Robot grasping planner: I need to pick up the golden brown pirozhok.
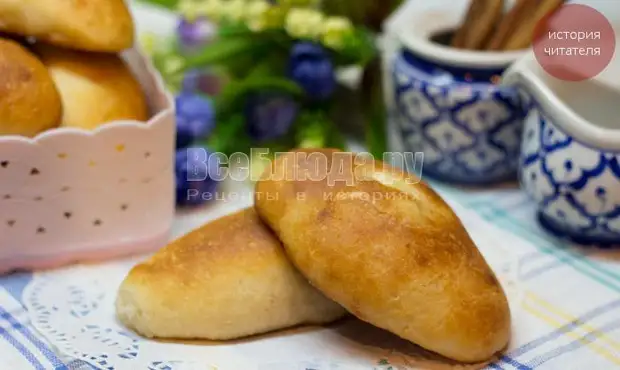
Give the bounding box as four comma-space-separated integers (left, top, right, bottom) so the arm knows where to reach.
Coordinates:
116, 208, 346, 340
255, 149, 511, 363
0, 0, 134, 52
0, 38, 62, 137
35, 45, 148, 130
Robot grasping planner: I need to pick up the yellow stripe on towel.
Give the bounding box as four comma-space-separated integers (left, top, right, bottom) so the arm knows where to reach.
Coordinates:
522, 292, 620, 365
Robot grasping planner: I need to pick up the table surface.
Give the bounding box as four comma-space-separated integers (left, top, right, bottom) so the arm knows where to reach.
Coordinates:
2, 2, 620, 369
2, 178, 620, 369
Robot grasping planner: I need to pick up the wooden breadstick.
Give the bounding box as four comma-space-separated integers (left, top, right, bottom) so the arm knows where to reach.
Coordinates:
485, 0, 536, 50
502, 0, 566, 50
464, 0, 504, 50
452, 0, 483, 48
452, 0, 504, 50
486, 0, 565, 51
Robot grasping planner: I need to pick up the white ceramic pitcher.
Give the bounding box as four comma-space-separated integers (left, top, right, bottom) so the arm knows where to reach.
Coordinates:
502, 50, 620, 245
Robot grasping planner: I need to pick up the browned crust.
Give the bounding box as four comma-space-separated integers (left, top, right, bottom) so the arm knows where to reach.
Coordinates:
35, 44, 148, 129
255, 149, 511, 363
0, 38, 61, 137
116, 208, 346, 340
0, 0, 134, 52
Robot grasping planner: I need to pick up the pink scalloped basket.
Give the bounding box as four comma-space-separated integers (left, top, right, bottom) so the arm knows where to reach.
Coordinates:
0, 48, 176, 274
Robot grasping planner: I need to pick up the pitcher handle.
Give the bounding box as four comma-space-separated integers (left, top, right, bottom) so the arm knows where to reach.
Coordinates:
500, 53, 541, 115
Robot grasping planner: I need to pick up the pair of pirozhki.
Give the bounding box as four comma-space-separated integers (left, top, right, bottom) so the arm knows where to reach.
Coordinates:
117, 149, 512, 364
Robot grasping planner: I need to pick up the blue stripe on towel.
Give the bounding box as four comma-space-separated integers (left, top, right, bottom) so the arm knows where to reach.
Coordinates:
500, 355, 533, 370
0, 305, 67, 369
511, 299, 620, 359
526, 318, 620, 368
0, 272, 33, 301
0, 323, 46, 370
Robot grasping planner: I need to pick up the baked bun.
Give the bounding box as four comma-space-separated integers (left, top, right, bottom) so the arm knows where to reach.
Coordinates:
35, 45, 148, 130
116, 208, 346, 340
0, 0, 133, 52
254, 149, 511, 363
0, 38, 61, 137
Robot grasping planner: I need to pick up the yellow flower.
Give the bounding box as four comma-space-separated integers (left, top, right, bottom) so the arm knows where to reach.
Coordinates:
246, 1, 285, 32
279, 0, 320, 8
195, 0, 224, 21
139, 32, 157, 55
163, 56, 185, 75
246, 0, 270, 31
220, 0, 247, 23
178, 0, 199, 22
285, 8, 324, 40
322, 16, 353, 49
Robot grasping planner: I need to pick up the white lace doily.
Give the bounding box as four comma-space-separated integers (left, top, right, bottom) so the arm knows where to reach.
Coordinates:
22, 198, 521, 370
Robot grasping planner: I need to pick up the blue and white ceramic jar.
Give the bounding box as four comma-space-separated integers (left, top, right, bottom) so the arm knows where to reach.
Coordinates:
387, 9, 526, 184
503, 52, 620, 246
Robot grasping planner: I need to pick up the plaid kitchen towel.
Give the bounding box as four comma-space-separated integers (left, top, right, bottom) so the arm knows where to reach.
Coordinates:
1, 186, 620, 369
0, 274, 94, 370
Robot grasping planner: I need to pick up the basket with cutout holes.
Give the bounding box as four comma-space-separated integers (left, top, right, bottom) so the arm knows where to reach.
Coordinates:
0, 47, 175, 274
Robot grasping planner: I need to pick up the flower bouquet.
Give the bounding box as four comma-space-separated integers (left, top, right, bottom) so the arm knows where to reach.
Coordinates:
142, 0, 399, 206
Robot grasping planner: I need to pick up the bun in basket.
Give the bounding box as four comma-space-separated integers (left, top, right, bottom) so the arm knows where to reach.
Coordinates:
0, 0, 134, 52
0, 38, 61, 137
254, 149, 511, 363
35, 45, 148, 130
116, 208, 347, 340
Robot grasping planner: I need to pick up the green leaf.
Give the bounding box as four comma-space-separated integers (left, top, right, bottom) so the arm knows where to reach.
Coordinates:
183, 37, 269, 70
361, 61, 387, 158
211, 25, 269, 79
254, 136, 296, 154
294, 110, 346, 151
203, 113, 299, 156
185, 30, 289, 79
212, 80, 244, 115
332, 28, 377, 68
152, 51, 185, 93
247, 55, 286, 79
205, 114, 250, 154
364, 97, 387, 158
262, 30, 295, 53
218, 23, 254, 38
327, 125, 347, 150
224, 49, 285, 80
215, 76, 304, 116
225, 54, 265, 79
296, 118, 327, 149
136, 0, 178, 10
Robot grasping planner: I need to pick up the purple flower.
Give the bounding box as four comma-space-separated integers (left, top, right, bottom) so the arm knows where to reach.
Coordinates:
181, 69, 203, 92
175, 147, 219, 207
182, 68, 225, 97
289, 42, 336, 101
176, 93, 215, 148
177, 17, 216, 52
245, 92, 299, 142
